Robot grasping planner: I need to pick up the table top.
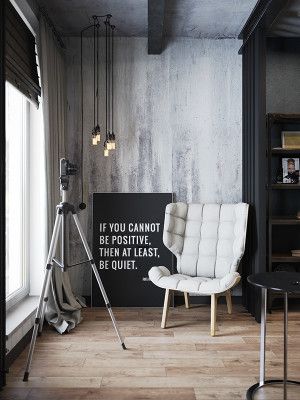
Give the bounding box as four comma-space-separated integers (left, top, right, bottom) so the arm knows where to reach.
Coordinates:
248, 272, 300, 293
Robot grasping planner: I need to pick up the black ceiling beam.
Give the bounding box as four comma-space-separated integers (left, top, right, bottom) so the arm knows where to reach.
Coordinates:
148, 0, 166, 55
238, 0, 289, 54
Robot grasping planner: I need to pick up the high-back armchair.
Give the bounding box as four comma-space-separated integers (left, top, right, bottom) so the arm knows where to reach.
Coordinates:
149, 202, 249, 336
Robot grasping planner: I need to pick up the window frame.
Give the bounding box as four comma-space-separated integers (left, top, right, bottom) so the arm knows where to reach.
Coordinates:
5, 83, 30, 310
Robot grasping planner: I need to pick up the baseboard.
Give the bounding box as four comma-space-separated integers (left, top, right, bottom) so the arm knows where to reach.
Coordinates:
83, 295, 91, 307
269, 297, 300, 311
5, 327, 33, 370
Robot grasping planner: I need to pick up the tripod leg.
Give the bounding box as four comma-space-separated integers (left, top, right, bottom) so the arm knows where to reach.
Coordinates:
23, 213, 62, 381
72, 214, 126, 350
39, 212, 67, 334
38, 296, 47, 335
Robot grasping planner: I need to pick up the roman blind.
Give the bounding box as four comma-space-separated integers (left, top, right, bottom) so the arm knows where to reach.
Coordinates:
5, 1, 41, 107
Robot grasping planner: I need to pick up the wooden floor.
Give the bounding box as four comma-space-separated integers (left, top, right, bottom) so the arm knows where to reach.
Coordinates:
2, 304, 300, 399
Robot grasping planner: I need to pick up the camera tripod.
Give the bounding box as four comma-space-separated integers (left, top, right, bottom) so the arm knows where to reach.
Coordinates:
23, 159, 126, 382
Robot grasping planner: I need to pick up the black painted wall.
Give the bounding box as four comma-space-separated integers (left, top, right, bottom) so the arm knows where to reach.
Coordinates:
266, 38, 300, 114
0, 0, 6, 390
242, 28, 267, 321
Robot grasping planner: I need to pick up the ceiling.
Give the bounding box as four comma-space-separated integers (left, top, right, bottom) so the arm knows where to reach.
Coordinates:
36, 0, 258, 38
271, 0, 300, 37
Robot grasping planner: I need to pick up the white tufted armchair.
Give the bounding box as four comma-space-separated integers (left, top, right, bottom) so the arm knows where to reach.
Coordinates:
149, 202, 249, 336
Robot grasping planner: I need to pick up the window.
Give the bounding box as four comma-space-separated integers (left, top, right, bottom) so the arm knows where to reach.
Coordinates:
5, 82, 30, 309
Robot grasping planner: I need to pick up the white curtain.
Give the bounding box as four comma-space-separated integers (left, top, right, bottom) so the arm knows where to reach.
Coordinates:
38, 15, 85, 334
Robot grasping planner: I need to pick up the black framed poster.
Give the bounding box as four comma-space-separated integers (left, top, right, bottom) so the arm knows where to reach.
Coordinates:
92, 193, 173, 306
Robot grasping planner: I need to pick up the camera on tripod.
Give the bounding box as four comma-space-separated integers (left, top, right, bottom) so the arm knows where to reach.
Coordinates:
60, 158, 77, 177
59, 158, 86, 209
60, 158, 77, 191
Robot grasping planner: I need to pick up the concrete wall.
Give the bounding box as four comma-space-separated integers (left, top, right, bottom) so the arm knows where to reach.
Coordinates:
65, 37, 243, 295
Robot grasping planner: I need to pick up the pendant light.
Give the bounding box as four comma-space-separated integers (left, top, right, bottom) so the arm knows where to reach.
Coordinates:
109, 24, 116, 150
80, 13, 116, 161
104, 19, 116, 154
104, 16, 110, 156
91, 16, 101, 146
103, 18, 111, 157
79, 13, 116, 207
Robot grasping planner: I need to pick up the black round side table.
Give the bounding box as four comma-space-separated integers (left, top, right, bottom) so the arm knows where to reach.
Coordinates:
246, 272, 300, 400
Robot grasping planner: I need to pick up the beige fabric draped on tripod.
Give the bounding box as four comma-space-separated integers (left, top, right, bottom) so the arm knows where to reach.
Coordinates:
38, 15, 85, 334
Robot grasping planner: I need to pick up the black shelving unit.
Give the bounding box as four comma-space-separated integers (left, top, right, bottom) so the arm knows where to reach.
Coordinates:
240, 0, 300, 321
0, 0, 5, 389
267, 113, 300, 309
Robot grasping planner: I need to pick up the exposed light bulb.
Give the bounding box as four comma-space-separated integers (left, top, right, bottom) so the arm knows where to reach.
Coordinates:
95, 124, 101, 142
109, 132, 116, 150
104, 139, 109, 157
91, 125, 101, 146
106, 132, 112, 150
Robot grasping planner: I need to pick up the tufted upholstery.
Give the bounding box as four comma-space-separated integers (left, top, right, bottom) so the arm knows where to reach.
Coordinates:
149, 202, 249, 295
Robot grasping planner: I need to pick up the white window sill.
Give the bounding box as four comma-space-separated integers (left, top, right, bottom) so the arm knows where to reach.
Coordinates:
6, 296, 38, 352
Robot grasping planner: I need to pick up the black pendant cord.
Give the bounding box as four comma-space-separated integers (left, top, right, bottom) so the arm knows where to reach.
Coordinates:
96, 23, 99, 127
108, 21, 111, 136
80, 29, 84, 205
93, 20, 96, 129
79, 23, 95, 210
111, 25, 115, 135
105, 19, 108, 139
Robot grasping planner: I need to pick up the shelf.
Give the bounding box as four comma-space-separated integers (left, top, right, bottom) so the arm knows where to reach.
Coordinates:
272, 147, 300, 155
268, 113, 300, 124
271, 216, 300, 225
271, 184, 300, 189
267, 114, 300, 310
272, 253, 300, 263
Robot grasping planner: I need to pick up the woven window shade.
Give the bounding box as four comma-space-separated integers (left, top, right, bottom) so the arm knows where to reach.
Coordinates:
5, 1, 41, 107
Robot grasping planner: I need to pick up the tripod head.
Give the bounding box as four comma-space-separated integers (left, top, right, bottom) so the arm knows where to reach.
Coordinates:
60, 158, 77, 191
59, 158, 86, 209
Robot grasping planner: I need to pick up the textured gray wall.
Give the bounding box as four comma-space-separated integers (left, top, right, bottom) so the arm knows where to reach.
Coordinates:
65, 37, 242, 295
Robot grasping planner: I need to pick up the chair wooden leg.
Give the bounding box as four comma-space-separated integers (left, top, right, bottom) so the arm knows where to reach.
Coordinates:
184, 292, 190, 309
161, 289, 171, 329
225, 290, 232, 314
211, 294, 217, 337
